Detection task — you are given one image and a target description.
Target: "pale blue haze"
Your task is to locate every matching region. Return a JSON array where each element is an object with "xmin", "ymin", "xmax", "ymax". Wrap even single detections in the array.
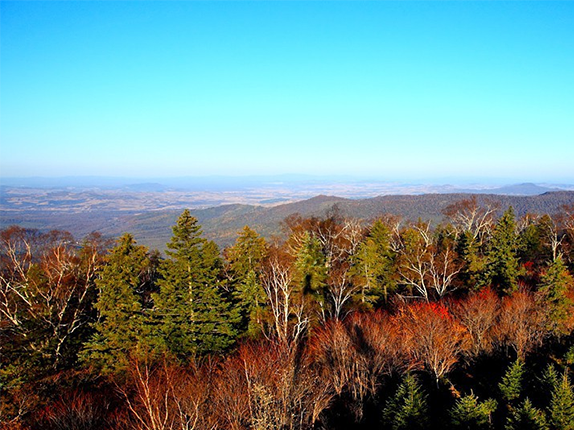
[{"xmin": 1, "ymin": 1, "xmax": 573, "ymax": 182}]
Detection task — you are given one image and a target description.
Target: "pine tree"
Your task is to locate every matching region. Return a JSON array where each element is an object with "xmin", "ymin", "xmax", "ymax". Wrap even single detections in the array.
[
  {"xmin": 488, "ymin": 207, "xmax": 521, "ymax": 295},
  {"xmin": 537, "ymin": 257, "xmax": 574, "ymax": 336},
  {"xmin": 153, "ymin": 210, "xmax": 237, "ymax": 359},
  {"xmin": 382, "ymin": 374, "xmax": 429, "ymax": 430},
  {"xmin": 457, "ymin": 230, "xmax": 488, "ymax": 290},
  {"xmin": 225, "ymin": 226, "xmax": 268, "ymax": 338},
  {"xmin": 548, "ymin": 371, "xmax": 574, "ymax": 430},
  {"xmin": 352, "ymin": 219, "xmax": 396, "ymax": 306},
  {"xmin": 81, "ymin": 233, "xmax": 151, "ymax": 374},
  {"xmin": 499, "ymin": 359, "xmax": 525, "ymax": 405},
  {"xmin": 294, "ymin": 231, "xmax": 327, "ymax": 299},
  {"xmin": 506, "ymin": 398, "xmax": 549, "ymax": 430},
  {"xmin": 450, "ymin": 393, "xmax": 497, "ymax": 430}
]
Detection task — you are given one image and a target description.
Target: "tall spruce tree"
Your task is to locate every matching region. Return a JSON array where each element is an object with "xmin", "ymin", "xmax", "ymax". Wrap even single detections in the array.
[
  {"xmin": 505, "ymin": 398, "xmax": 549, "ymax": 430},
  {"xmin": 152, "ymin": 210, "xmax": 236, "ymax": 359},
  {"xmin": 548, "ymin": 371, "xmax": 574, "ymax": 430},
  {"xmin": 487, "ymin": 207, "xmax": 521, "ymax": 294},
  {"xmin": 500, "ymin": 359, "xmax": 525, "ymax": 406},
  {"xmin": 382, "ymin": 374, "xmax": 429, "ymax": 430},
  {"xmin": 450, "ymin": 393, "xmax": 497, "ymax": 430},
  {"xmin": 225, "ymin": 226, "xmax": 268, "ymax": 338},
  {"xmin": 352, "ymin": 219, "xmax": 396, "ymax": 306},
  {"xmin": 81, "ymin": 233, "xmax": 152, "ymax": 374},
  {"xmin": 537, "ymin": 257, "xmax": 574, "ymax": 337}
]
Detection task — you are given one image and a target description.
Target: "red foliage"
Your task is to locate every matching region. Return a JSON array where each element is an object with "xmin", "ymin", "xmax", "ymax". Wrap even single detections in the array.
[
  {"xmin": 452, "ymin": 287, "xmax": 500, "ymax": 357},
  {"xmin": 395, "ymin": 301, "xmax": 470, "ymax": 384}
]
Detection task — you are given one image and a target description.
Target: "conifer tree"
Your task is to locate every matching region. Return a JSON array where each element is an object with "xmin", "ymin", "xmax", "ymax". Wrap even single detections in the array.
[
  {"xmin": 488, "ymin": 207, "xmax": 521, "ymax": 294},
  {"xmin": 352, "ymin": 219, "xmax": 396, "ymax": 306},
  {"xmin": 505, "ymin": 398, "xmax": 549, "ymax": 430},
  {"xmin": 382, "ymin": 374, "xmax": 429, "ymax": 430},
  {"xmin": 225, "ymin": 226, "xmax": 268, "ymax": 337},
  {"xmin": 499, "ymin": 359, "xmax": 525, "ymax": 405},
  {"xmin": 537, "ymin": 257, "xmax": 574, "ymax": 336},
  {"xmin": 294, "ymin": 231, "xmax": 327, "ymax": 301},
  {"xmin": 81, "ymin": 233, "xmax": 151, "ymax": 374},
  {"xmin": 548, "ymin": 371, "xmax": 574, "ymax": 430},
  {"xmin": 153, "ymin": 210, "xmax": 236, "ymax": 359},
  {"xmin": 457, "ymin": 230, "xmax": 488, "ymax": 290},
  {"xmin": 450, "ymin": 393, "xmax": 497, "ymax": 430}
]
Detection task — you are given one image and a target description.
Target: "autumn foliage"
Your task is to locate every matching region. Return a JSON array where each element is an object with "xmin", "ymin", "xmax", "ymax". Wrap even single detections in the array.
[{"xmin": 2, "ymin": 202, "xmax": 574, "ymax": 429}]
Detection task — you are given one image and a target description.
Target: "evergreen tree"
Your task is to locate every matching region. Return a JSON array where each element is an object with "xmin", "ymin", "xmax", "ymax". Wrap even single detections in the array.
[
  {"xmin": 540, "ymin": 364, "xmax": 560, "ymax": 403},
  {"xmin": 450, "ymin": 393, "xmax": 497, "ymax": 430},
  {"xmin": 457, "ymin": 230, "xmax": 488, "ymax": 290},
  {"xmin": 153, "ymin": 210, "xmax": 237, "ymax": 359},
  {"xmin": 548, "ymin": 371, "xmax": 574, "ymax": 430},
  {"xmin": 81, "ymin": 234, "xmax": 152, "ymax": 374},
  {"xmin": 382, "ymin": 374, "xmax": 429, "ymax": 430},
  {"xmin": 537, "ymin": 257, "xmax": 574, "ymax": 336},
  {"xmin": 487, "ymin": 207, "xmax": 521, "ymax": 294},
  {"xmin": 499, "ymin": 359, "xmax": 525, "ymax": 405},
  {"xmin": 294, "ymin": 231, "xmax": 327, "ymax": 300},
  {"xmin": 505, "ymin": 398, "xmax": 549, "ymax": 430},
  {"xmin": 225, "ymin": 226, "xmax": 268, "ymax": 338},
  {"xmin": 352, "ymin": 219, "xmax": 396, "ymax": 306}
]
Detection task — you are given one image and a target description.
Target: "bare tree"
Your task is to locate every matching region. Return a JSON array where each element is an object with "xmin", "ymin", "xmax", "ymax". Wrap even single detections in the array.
[
  {"xmin": 495, "ymin": 288, "xmax": 547, "ymax": 360},
  {"xmin": 397, "ymin": 223, "xmax": 460, "ymax": 300},
  {"xmin": 451, "ymin": 287, "xmax": 500, "ymax": 358},
  {"xmin": 261, "ymin": 251, "xmax": 308, "ymax": 348},
  {"xmin": 443, "ymin": 197, "xmax": 497, "ymax": 243}
]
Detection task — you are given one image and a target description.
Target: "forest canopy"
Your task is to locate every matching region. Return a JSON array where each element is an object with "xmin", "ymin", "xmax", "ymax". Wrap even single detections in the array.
[{"xmin": 2, "ymin": 199, "xmax": 574, "ymax": 429}]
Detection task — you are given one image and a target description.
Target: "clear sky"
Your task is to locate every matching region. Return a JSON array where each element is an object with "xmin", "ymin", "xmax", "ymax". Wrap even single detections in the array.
[{"xmin": 1, "ymin": 1, "xmax": 573, "ymax": 182}]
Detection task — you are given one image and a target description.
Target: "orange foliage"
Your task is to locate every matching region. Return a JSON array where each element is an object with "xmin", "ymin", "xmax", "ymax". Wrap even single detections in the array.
[
  {"xmin": 395, "ymin": 301, "xmax": 470, "ymax": 384},
  {"xmin": 452, "ymin": 287, "xmax": 500, "ymax": 358},
  {"xmin": 495, "ymin": 288, "xmax": 547, "ymax": 360}
]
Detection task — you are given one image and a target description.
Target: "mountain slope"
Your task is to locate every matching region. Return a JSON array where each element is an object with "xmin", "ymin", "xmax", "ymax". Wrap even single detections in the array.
[{"xmin": 108, "ymin": 191, "xmax": 574, "ymax": 250}]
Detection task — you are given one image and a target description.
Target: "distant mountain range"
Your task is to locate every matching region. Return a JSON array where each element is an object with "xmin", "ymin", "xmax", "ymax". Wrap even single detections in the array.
[
  {"xmin": 2, "ymin": 177, "xmax": 574, "ymax": 251},
  {"xmin": 70, "ymin": 191, "xmax": 574, "ymax": 250},
  {"xmin": 457, "ymin": 183, "xmax": 564, "ymax": 196}
]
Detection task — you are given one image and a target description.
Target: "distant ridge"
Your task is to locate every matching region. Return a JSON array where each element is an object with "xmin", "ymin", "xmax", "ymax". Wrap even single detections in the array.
[
  {"xmin": 97, "ymin": 191, "xmax": 574, "ymax": 250},
  {"xmin": 2, "ymin": 191, "xmax": 574, "ymax": 251},
  {"xmin": 458, "ymin": 182, "xmax": 562, "ymax": 196}
]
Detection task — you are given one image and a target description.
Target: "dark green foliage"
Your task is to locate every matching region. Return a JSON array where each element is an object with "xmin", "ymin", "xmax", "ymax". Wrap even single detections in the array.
[
  {"xmin": 499, "ymin": 360, "xmax": 525, "ymax": 405},
  {"xmin": 548, "ymin": 371, "xmax": 574, "ymax": 430},
  {"xmin": 382, "ymin": 374, "xmax": 429, "ymax": 430},
  {"xmin": 505, "ymin": 398, "xmax": 549, "ymax": 430},
  {"xmin": 457, "ymin": 230, "xmax": 488, "ymax": 290},
  {"xmin": 226, "ymin": 227, "xmax": 268, "ymax": 337},
  {"xmin": 152, "ymin": 210, "xmax": 237, "ymax": 358},
  {"xmin": 540, "ymin": 364, "xmax": 560, "ymax": 401},
  {"xmin": 81, "ymin": 233, "xmax": 151, "ymax": 374},
  {"xmin": 537, "ymin": 257, "xmax": 574, "ymax": 336},
  {"xmin": 294, "ymin": 231, "xmax": 328, "ymax": 300},
  {"xmin": 488, "ymin": 207, "xmax": 521, "ymax": 295},
  {"xmin": 450, "ymin": 393, "xmax": 497, "ymax": 430}
]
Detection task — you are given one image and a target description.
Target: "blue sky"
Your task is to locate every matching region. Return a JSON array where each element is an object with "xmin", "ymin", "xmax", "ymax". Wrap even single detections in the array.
[{"xmin": 1, "ymin": 1, "xmax": 573, "ymax": 182}]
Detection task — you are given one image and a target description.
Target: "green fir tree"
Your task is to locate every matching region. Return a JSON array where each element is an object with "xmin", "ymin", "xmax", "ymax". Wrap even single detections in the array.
[
  {"xmin": 81, "ymin": 234, "xmax": 152, "ymax": 374},
  {"xmin": 450, "ymin": 393, "xmax": 497, "ymax": 430},
  {"xmin": 506, "ymin": 398, "xmax": 549, "ymax": 430},
  {"xmin": 548, "ymin": 371, "xmax": 574, "ymax": 430},
  {"xmin": 487, "ymin": 207, "xmax": 521, "ymax": 295},
  {"xmin": 382, "ymin": 374, "xmax": 429, "ymax": 430},
  {"xmin": 500, "ymin": 359, "xmax": 525, "ymax": 405},
  {"xmin": 225, "ymin": 226, "xmax": 268, "ymax": 338},
  {"xmin": 152, "ymin": 210, "xmax": 237, "ymax": 359},
  {"xmin": 537, "ymin": 257, "xmax": 574, "ymax": 337},
  {"xmin": 352, "ymin": 219, "xmax": 396, "ymax": 306}
]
